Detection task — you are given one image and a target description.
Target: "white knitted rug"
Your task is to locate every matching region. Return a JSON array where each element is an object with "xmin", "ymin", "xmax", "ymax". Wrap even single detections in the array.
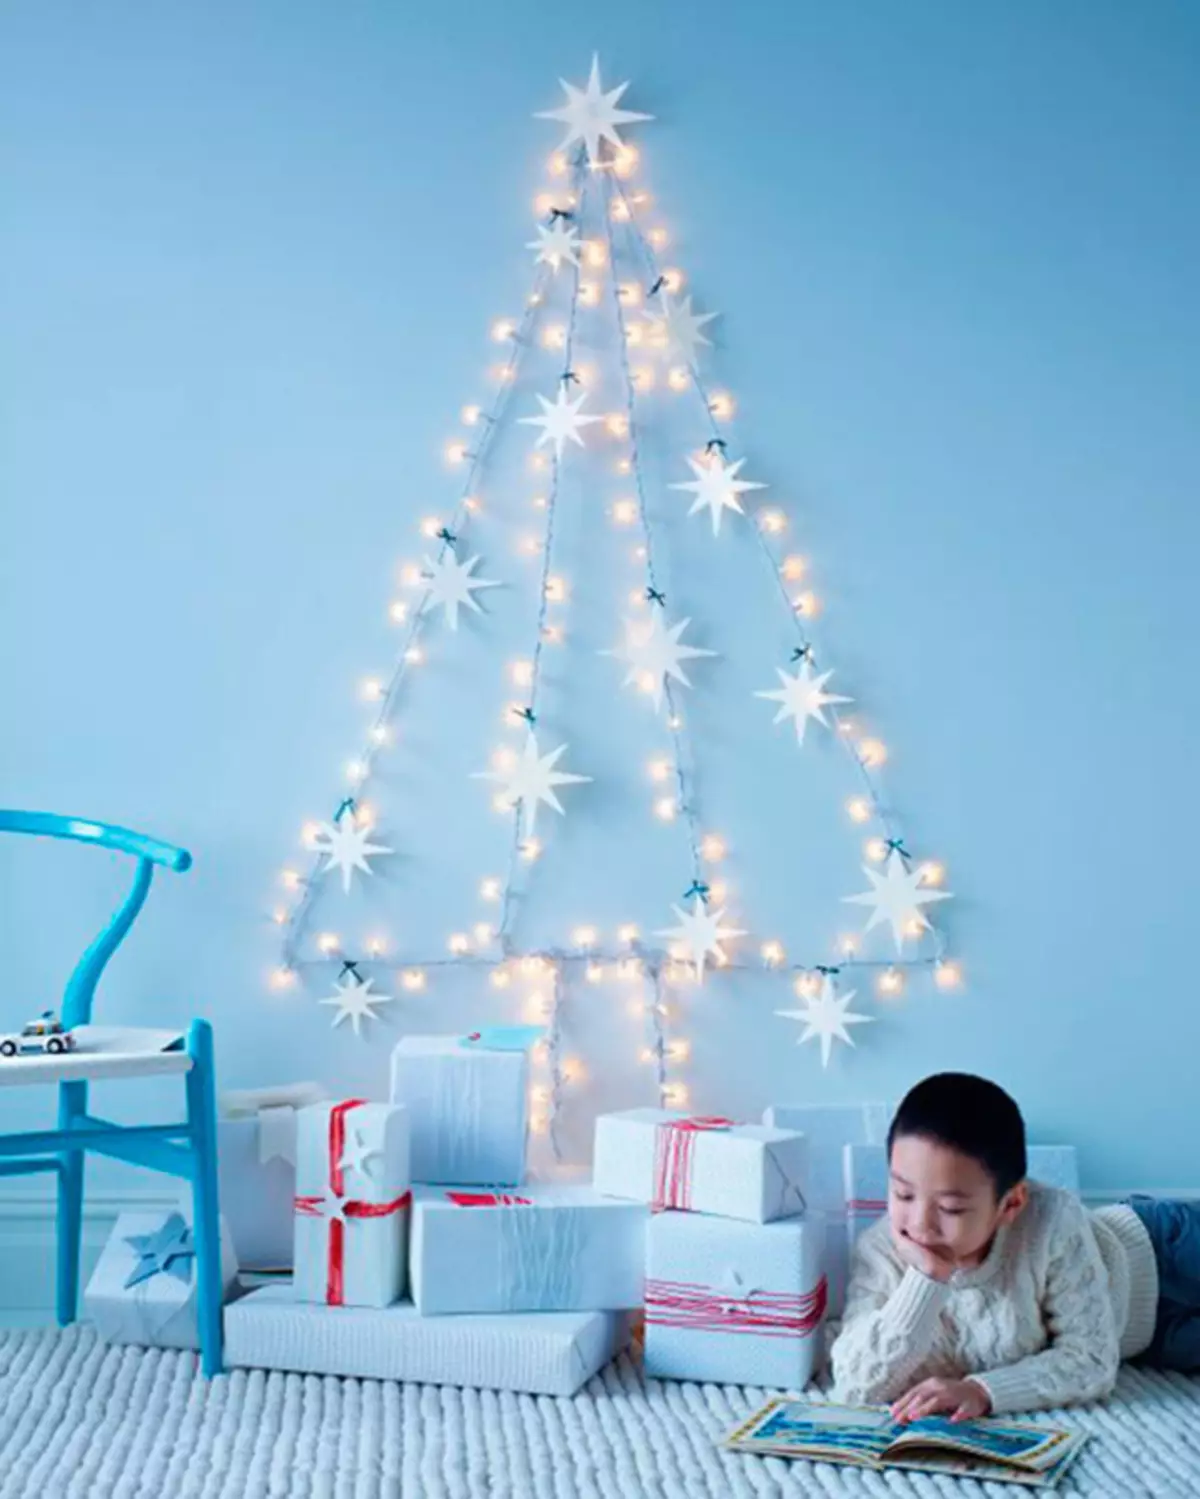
[{"xmin": 1, "ymin": 1327, "xmax": 1197, "ymax": 1498}]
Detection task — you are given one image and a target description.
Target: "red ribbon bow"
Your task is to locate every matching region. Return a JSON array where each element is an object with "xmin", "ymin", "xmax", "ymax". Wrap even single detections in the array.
[
  {"xmin": 294, "ymin": 1098, "xmax": 411, "ymax": 1305},
  {"xmin": 652, "ymin": 1114, "xmax": 736, "ymax": 1213}
]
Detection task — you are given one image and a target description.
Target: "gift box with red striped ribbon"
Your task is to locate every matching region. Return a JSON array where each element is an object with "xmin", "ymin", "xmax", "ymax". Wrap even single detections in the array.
[
  {"xmin": 294, "ymin": 1099, "xmax": 411, "ymax": 1309},
  {"xmin": 643, "ymin": 1210, "xmax": 826, "ymax": 1388},
  {"xmin": 593, "ymin": 1109, "xmax": 808, "ymax": 1224}
]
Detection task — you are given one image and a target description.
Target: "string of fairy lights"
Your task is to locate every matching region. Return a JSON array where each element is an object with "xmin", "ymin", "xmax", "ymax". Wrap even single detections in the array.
[{"xmin": 267, "ymin": 60, "xmax": 959, "ymax": 1131}]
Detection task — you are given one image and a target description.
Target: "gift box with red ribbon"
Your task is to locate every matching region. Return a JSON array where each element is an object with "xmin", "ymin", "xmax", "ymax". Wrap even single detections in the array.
[
  {"xmin": 643, "ymin": 1209, "xmax": 827, "ymax": 1388},
  {"xmin": 293, "ymin": 1099, "xmax": 411, "ymax": 1309},
  {"xmin": 409, "ymin": 1181, "xmax": 646, "ymax": 1315},
  {"xmin": 593, "ymin": 1109, "xmax": 808, "ymax": 1224}
]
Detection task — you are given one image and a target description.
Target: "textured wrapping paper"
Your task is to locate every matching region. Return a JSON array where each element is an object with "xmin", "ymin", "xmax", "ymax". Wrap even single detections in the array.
[
  {"xmin": 225, "ymin": 1285, "xmax": 632, "ymax": 1396},
  {"xmin": 843, "ymin": 1142, "xmax": 1081, "ymax": 1254},
  {"xmin": 409, "ymin": 1182, "xmax": 646, "ymax": 1315},
  {"xmin": 85, "ymin": 1209, "xmax": 239, "ymax": 1352},
  {"xmin": 762, "ymin": 1102, "xmax": 891, "ymax": 1317},
  {"xmin": 593, "ymin": 1109, "xmax": 808, "ymax": 1223},
  {"xmin": 294, "ymin": 1100, "xmax": 411, "ymax": 1308},
  {"xmin": 643, "ymin": 1210, "xmax": 826, "ymax": 1389},
  {"xmin": 217, "ymin": 1085, "xmax": 326, "ymax": 1271},
  {"xmin": 389, "ymin": 1035, "xmax": 528, "ymax": 1186}
]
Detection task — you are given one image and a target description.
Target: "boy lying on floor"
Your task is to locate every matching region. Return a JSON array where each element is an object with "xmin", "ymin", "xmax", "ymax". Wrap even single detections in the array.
[{"xmin": 830, "ymin": 1071, "xmax": 1200, "ymax": 1419}]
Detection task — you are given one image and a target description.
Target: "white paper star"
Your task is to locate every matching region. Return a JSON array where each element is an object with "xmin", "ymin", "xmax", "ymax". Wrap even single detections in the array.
[
  {"xmin": 319, "ymin": 974, "xmax": 394, "ymax": 1038},
  {"xmin": 755, "ymin": 660, "xmax": 852, "ymax": 744},
  {"xmin": 670, "ymin": 452, "xmax": 764, "ymax": 536},
  {"xmin": 473, "ymin": 731, "xmax": 591, "ymax": 841},
  {"xmin": 518, "ymin": 386, "xmax": 602, "ymax": 463},
  {"xmin": 646, "ymin": 293, "xmax": 718, "ymax": 366},
  {"xmin": 604, "ymin": 613, "xmax": 716, "ymax": 712},
  {"xmin": 535, "ymin": 55, "xmax": 653, "ymax": 164},
  {"xmin": 312, "ymin": 817, "xmax": 392, "ymax": 894},
  {"xmin": 339, "ymin": 1123, "xmax": 381, "ymax": 1182},
  {"xmin": 527, "ymin": 219, "xmax": 582, "ymax": 272},
  {"xmin": 655, "ymin": 895, "xmax": 745, "ymax": 981},
  {"xmin": 419, "ymin": 551, "xmax": 500, "ymax": 632},
  {"xmin": 776, "ymin": 975, "xmax": 874, "ymax": 1068},
  {"xmin": 843, "ymin": 850, "xmax": 954, "ymax": 953}
]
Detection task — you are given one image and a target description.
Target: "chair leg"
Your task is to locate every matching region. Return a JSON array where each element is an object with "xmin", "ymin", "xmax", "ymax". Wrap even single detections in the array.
[
  {"xmin": 56, "ymin": 1080, "xmax": 88, "ymax": 1327},
  {"xmin": 186, "ymin": 1019, "xmax": 224, "ymax": 1376}
]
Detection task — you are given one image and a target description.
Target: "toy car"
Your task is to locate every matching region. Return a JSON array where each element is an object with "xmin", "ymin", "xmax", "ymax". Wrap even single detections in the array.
[{"xmin": 0, "ymin": 1012, "xmax": 77, "ymax": 1058}]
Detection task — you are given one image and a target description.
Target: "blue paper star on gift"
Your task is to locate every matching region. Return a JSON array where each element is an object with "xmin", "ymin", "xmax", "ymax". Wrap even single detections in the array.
[{"xmin": 124, "ymin": 1212, "xmax": 196, "ymax": 1289}]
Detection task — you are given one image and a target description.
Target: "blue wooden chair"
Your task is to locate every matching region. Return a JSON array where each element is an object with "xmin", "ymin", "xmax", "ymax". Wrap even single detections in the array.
[{"xmin": 0, "ymin": 811, "xmax": 223, "ymax": 1375}]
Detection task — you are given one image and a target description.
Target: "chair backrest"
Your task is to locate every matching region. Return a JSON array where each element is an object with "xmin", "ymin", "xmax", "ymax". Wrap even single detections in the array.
[{"xmin": 0, "ymin": 812, "xmax": 192, "ymax": 1028}]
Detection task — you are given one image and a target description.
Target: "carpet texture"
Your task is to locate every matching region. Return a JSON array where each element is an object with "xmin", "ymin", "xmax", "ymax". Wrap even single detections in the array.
[{"xmin": 1, "ymin": 1326, "xmax": 1198, "ymax": 1498}]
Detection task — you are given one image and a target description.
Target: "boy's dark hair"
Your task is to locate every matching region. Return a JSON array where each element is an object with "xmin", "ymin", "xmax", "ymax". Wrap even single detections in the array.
[{"xmin": 888, "ymin": 1072, "xmax": 1028, "ymax": 1197}]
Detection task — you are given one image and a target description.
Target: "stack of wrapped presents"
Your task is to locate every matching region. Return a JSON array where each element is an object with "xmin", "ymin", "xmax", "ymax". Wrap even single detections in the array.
[{"xmin": 83, "ymin": 1050, "xmax": 1078, "ymax": 1399}]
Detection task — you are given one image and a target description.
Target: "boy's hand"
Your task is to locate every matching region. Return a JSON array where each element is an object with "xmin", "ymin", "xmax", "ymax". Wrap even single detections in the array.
[
  {"xmin": 892, "ymin": 1228, "xmax": 958, "ymax": 1283},
  {"xmin": 891, "ymin": 1377, "xmax": 992, "ymax": 1425}
]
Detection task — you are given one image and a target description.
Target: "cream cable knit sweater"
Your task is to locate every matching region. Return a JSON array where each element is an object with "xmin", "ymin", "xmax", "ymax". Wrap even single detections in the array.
[{"xmin": 830, "ymin": 1183, "xmax": 1160, "ymax": 1414}]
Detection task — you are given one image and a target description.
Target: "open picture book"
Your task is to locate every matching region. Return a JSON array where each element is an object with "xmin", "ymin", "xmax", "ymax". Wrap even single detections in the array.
[{"xmin": 722, "ymin": 1399, "xmax": 1088, "ymax": 1489}]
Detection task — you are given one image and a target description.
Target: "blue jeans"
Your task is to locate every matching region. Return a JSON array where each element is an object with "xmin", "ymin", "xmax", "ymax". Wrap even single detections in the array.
[{"xmin": 1128, "ymin": 1196, "xmax": 1200, "ymax": 1372}]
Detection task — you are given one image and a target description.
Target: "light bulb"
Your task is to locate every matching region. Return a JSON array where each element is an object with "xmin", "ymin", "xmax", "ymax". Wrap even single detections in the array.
[
  {"xmin": 492, "ymin": 793, "xmax": 512, "ymax": 814},
  {"xmin": 444, "ymin": 441, "xmax": 468, "ymax": 466},
  {"xmin": 448, "ymin": 932, "xmax": 470, "ymax": 956},
  {"xmin": 529, "ymin": 452, "xmax": 548, "ymax": 475},
  {"xmin": 534, "ymin": 192, "xmax": 555, "ymax": 216},
  {"xmin": 361, "ymin": 677, "xmax": 383, "ymax": 702},
  {"xmin": 632, "ymin": 365, "xmax": 655, "ymax": 392},
  {"xmin": 586, "ymin": 963, "xmax": 604, "ymax": 984},
  {"xmin": 317, "ymin": 932, "xmax": 340, "ymax": 955},
  {"xmin": 618, "ymin": 924, "xmax": 639, "ymax": 946},
  {"xmin": 709, "ymin": 391, "xmax": 735, "ymax": 420},
  {"xmin": 490, "ymin": 363, "xmax": 513, "ymax": 383},
  {"xmin": 611, "ymin": 198, "xmax": 631, "ymax": 222},
  {"xmin": 935, "ymin": 960, "xmax": 963, "ymax": 990},
  {"xmin": 480, "ymin": 877, "xmax": 501, "ymax": 902},
  {"xmin": 544, "ymin": 575, "xmax": 567, "ymax": 603},
  {"xmin": 668, "ymin": 1040, "xmax": 690, "ymax": 1061},
  {"xmin": 866, "ymin": 837, "xmax": 889, "ymax": 863},
  {"xmin": 637, "ymin": 671, "xmax": 657, "ymax": 695},
  {"xmin": 612, "ymin": 499, "xmax": 637, "ymax": 526},
  {"xmin": 345, "ymin": 760, "xmax": 366, "ymax": 784},
  {"xmin": 521, "ymin": 837, "xmax": 542, "ymax": 862},
  {"xmin": 370, "ymin": 725, "xmax": 388, "ymax": 745},
  {"xmin": 700, "ymin": 833, "xmax": 726, "ymax": 862},
  {"xmin": 490, "ymin": 967, "xmax": 511, "ymax": 988},
  {"xmin": 402, "ymin": 969, "xmax": 425, "ymax": 991},
  {"xmin": 389, "ymin": 600, "xmax": 408, "ymax": 624},
  {"xmin": 793, "ymin": 591, "xmax": 820, "ymax": 618},
  {"xmin": 847, "ymin": 797, "xmax": 872, "ymax": 824},
  {"xmin": 613, "ymin": 147, "xmax": 638, "ymax": 178},
  {"xmin": 510, "ymin": 660, "xmax": 534, "ymax": 688},
  {"xmin": 782, "ymin": 554, "xmax": 807, "ymax": 581},
  {"xmin": 662, "ymin": 267, "xmax": 685, "ymax": 294},
  {"xmin": 463, "ymin": 495, "xmax": 481, "ymax": 514},
  {"xmin": 403, "ymin": 646, "xmax": 423, "ymax": 666},
  {"xmin": 531, "ymin": 494, "xmax": 547, "ymax": 510},
  {"xmin": 708, "ymin": 880, "xmax": 729, "ymax": 903},
  {"xmin": 271, "ymin": 906, "xmax": 287, "ymax": 925},
  {"xmin": 579, "ymin": 281, "xmax": 601, "ymax": 307},
  {"xmin": 667, "ymin": 714, "xmax": 683, "ymax": 731},
  {"xmin": 904, "ymin": 918, "xmax": 927, "ymax": 940},
  {"xmin": 574, "ymin": 362, "xmax": 595, "ymax": 389},
  {"xmin": 519, "ymin": 534, "xmax": 541, "ymax": 557},
  {"xmin": 461, "ymin": 404, "xmax": 481, "ymax": 426},
  {"xmin": 583, "ymin": 238, "xmax": 607, "ymax": 267},
  {"xmin": 839, "ymin": 933, "xmax": 860, "ymax": 957},
  {"xmin": 605, "ymin": 413, "xmax": 629, "ymax": 438},
  {"xmin": 648, "ymin": 227, "xmax": 669, "ymax": 249},
  {"xmin": 667, "ymin": 368, "xmax": 689, "ymax": 392},
  {"xmin": 919, "ymin": 861, "xmax": 946, "ymax": 888},
  {"xmin": 654, "ymin": 797, "xmax": 677, "ymax": 822},
  {"xmin": 878, "ymin": 967, "xmax": 905, "ymax": 997},
  {"xmin": 269, "ymin": 967, "xmax": 295, "ymax": 991},
  {"xmin": 761, "ymin": 940, "xmax": 785, "ymax": 967},
  {"xmin": 665, "ymin": 1084, "xmax": 689, "ymax": 1107},
  {"xmin": 542, "ymin": 624, "xmax": 564, "ymax": 645},
  {"xmin": 618, "ymin": 281, "xmax": 642, "ymax": 306},
  {"xmin": 759, "ymin": 509, "xmax": 787, "ymax": 535},
  {"xmin": 472, "ymin": 924, "xmax": 492, "ymax": 948},
  {"xmin": 548, "ymin": 151, "xmax": 568, "ymax": 177},
  {"xmin": 301, "ymin": 822, "xmax": 322, "ymax": 847},
  {"xmin": 541, "ymin": 324, "xmax": 566, "ymax": 350},
  {"xmin": 615, "ymin": 457, "xmax": 633, "ymax": 476},
  {"xmin": 632, "ymin": 544, "xmax": 647, "ymax": 562},
  {"xmin": 281, "ymin": 868, "xmax": 301, "ymax": 890},
  {"xmin": 859, "ymin": 738, "xmax": 888, "ymax": 769},
  {"xmin": 572, "ymin": 925, "xmax": 597, "ymax": 949},
  {"xmin": 795, "ymin": 972, "xmax": 820, "ymax": 999}
]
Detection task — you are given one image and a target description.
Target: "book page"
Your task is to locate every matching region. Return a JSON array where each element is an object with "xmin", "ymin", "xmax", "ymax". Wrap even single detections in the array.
[{"xmin": 888, "ymin": 1416, "xmax": 1067, "ymax": 1470}]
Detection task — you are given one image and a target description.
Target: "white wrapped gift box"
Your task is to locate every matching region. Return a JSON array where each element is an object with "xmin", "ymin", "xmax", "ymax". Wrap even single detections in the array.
[
  {"xmin": 763, "ymin": 1102, "xmax": 891, "ymax": 1317},
  {"xmin": 218, "ymin": 1082, "xmax": 327, "ymax": 1271},
  {"xmin": 593, "ymin": 1109, "xmax": 807, "ymax": 1223},
  {"xmin": 85, "ymin": 1207, "xmax": 238, "ymax": 1352},
  {"xmin": 225, "ymin": 1285, "xmax": 632, "ymax": 1397},
  {"xmin": 389, "ymin": 1034, "xmax": 528, "ymax": 1186},
  {"xmin": 294, "ymin": 1100, "xmax": 410, "ymax": 1308},
  {"xmin": 410, "ymin": 1181, "xmax": 646, "ymax": 1315},
  {"xmin": 643, "ymin": 1210, "xmax": 826, "ymax": 1389},
  {"xmin": 843, "ymin": 1142, "xmax": 1081, "ymax": 1252}
]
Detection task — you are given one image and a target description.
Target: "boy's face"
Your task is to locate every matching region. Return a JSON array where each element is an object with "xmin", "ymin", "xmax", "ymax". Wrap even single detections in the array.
[{"xmin": 888, "ymin": 1132, "xmax": 1027, "ymax": 1267}]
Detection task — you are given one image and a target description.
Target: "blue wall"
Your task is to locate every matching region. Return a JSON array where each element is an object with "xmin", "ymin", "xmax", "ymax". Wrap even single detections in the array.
[{"xmin": 1, "ymin": 2, "xmax": 1198, "ymax": 1190}]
